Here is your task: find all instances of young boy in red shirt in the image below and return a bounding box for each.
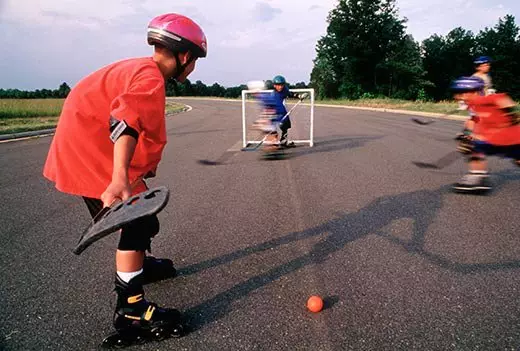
[43,13,207,347]
[451,76,520,193]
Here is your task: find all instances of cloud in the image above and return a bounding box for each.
[252,2,282,22]
[0,0,141,27]
[397,0,518,41]
[40,10,106,29]
[3,0,516,90]
[0,0,334,89]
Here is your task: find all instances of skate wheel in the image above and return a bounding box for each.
[101,333,132,349]
[134,334,147,345]
[170,324,184,338]
[151,326,168,341]
[452,187,491,195]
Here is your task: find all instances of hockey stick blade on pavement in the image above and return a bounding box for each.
[411,109,462,126]
[411,118,436,125]
[241,134,270,152]
[412,151,461,170]
[197,150,238,166]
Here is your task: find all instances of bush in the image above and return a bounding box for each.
[339,82,363,99]
[415,88,430,102]
[360,92,377,99]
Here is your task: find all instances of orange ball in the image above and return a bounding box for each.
[306,295,324,313]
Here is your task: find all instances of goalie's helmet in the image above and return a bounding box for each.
[449,76,485,93]
[272,75,286,85]
[474,56,491,65]
[147,13,207,58]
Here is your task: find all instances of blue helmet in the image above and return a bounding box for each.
[449,76,485,93]
[272,75,286,85]
[474,56,492,65]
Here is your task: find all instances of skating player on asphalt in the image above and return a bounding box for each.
[450,76,520,193]
[270,75,308,147]
[43,13,207,348]
[471,56,494,95]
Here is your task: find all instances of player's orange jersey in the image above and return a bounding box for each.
[44,57,166,198]
[468,93,520,145]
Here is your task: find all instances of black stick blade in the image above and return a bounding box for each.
[434,151,461,168]
[412,151,461,170]
[411,118,435,125]
[197,150,238,166]
[412,161,439,169]
[197,159,220,166]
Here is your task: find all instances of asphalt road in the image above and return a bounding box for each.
[1,99,519,351]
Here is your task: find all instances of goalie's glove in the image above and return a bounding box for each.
[296,92,309,101]
[455,129,474,154]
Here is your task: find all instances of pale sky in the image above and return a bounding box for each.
[0,0,518,90]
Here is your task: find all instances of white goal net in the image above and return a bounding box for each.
[241,88,314,148]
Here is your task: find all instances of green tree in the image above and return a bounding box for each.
[209,83,226,97]
[376,34,430,99]
[310,0,424,99]
[193,80,209,96]
[475,15,520,99]
[421,28,475,100]
[58,82,71,98]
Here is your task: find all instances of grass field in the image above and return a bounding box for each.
[0,99,187,135]
[0,99,64,118]
[317,98,467,115]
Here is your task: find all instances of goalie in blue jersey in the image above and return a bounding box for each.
[248,77,308,150]
[270,75,308,147]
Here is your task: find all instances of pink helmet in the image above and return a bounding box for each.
[147,14,207,58]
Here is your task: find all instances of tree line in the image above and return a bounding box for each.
[164,80,309,98]
[0,79,309,100]
[310,0,520,101]
[0,83,72,99]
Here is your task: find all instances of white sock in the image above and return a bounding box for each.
[117,269,143,283]
[470,170,488,175]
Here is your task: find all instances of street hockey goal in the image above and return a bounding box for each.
[241,88,314,148]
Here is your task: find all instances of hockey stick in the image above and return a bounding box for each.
[74,186,169,255]
[241,99,304,152]
[197,150,238,166]
[411,109,461,126]
[82,176,144,226]
[411,118,436,125]
[241,133,270,152]
[412,150,461,170]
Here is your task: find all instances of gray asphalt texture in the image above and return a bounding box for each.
[1,99,520,351]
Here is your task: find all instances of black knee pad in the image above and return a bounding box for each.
[117,215,160,252]
[468,155,486,162]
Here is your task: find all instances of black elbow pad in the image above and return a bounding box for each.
[109,116,139,142]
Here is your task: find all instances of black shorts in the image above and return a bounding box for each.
[473,142,520,160]
[280,117,291,131]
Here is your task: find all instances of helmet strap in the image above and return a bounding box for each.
[172,53,195,81]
